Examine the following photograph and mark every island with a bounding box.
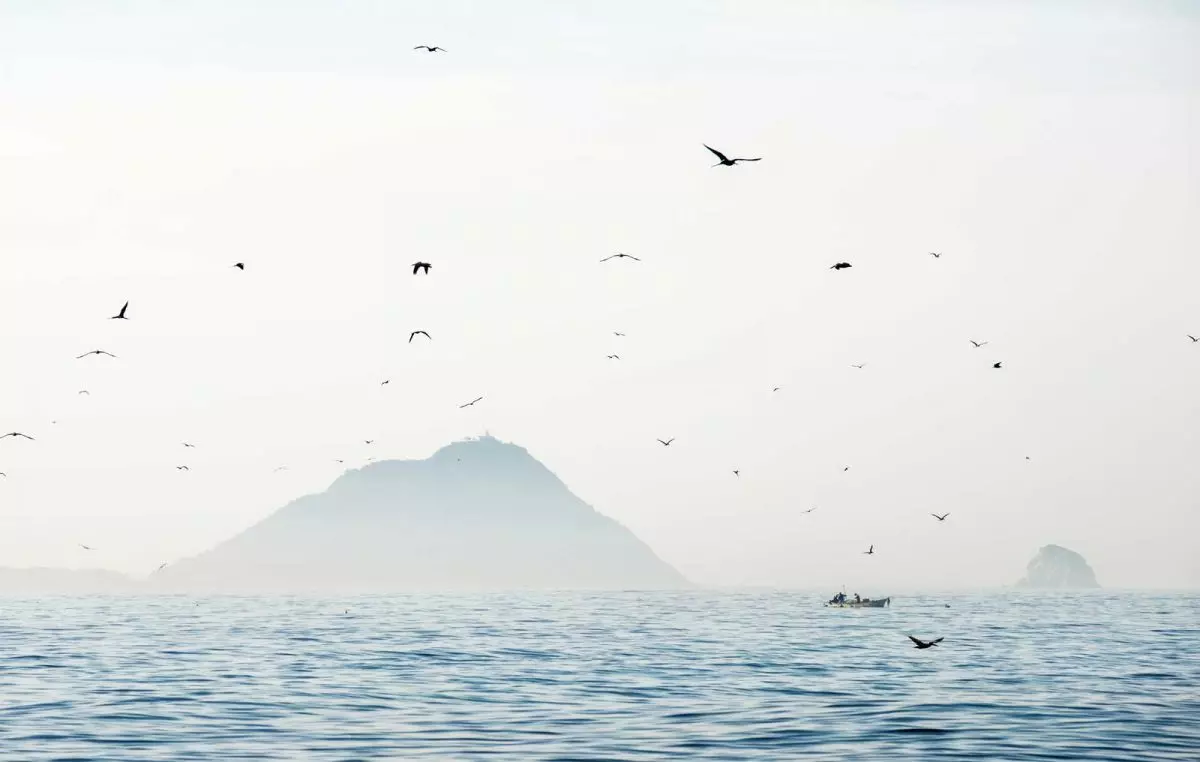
[1016,544,1100,589]
[153,436,689,593]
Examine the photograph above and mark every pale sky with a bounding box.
[2,0,1198,589]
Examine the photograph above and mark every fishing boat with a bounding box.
[825,595,890,608]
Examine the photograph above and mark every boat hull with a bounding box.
[825,596,890,608]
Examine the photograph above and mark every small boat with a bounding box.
[825,596,890,608]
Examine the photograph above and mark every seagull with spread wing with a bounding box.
[703,144,761,167]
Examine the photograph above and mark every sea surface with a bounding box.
[1,591,1197,760]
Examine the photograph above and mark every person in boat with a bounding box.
[854,593,861,603]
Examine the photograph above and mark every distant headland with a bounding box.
[1,437,688,594]
[1016,544,1100,589]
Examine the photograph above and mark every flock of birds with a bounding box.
[4,44,1197,651]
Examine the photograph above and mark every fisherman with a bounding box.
[854,593,861,603]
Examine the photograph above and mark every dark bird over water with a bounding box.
[233,262,244,270]
[413,45,446,52]
[600,253,640,262]
[703,144,761,167]
[77,350,117,359]
[970,340,989,348]
[931,512,950,521]
[864,545,874,555]
[412,262,431,275]
[459,396,483,408]
[657,438,675,447]
[993,361,1003,369]
[2,432,35,441]
[110,301,130,320]
[830,262,852,270]
[409,330,431,343]
[909,635,944,649]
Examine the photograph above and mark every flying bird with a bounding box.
[78,390,90,395]
[381,380,390,385]
[79,544,94,551]
[607,354,620,360]
[864,545,874,555]
[772,386,781,392]
[409,330,431,343]
[175,466,189,471]
[76,350,117,359]
[1188,335,1198,343]
[851,363,866,369]
[803,506,817,514]
[413,45,446,52]
[657,438,675,447]
[155,562,168,573]
[412,261,431,275]
[830,262,852,270]
[182,443,195,448]
[931,513,950,522]
[459,396,483,408]
[1,432,34,441]
[970,340,989,348]
[364,440,375,445]
[0,472,6,478]
[703,144,761,167]
[732,470,739,477]
[929,252,942,259]
[110,301,130,320]
[993,361,1003,369]
[600,253,640,262]
[908,635,944,650]
[613,332,626,337]
[233,262,244,270]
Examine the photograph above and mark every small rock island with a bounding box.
[1016,544,1100,589]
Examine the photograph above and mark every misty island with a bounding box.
[1016,544,1100,589]
[154,436,688,593]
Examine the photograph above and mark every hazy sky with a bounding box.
[2,1,1198,589]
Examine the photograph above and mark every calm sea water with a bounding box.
[1,592,1197,760]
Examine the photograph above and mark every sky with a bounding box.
[1,0,1198,589]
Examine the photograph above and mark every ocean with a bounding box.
[1,591,1197,760]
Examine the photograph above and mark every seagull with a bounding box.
[931,512,949,522]
[732,470,739,477]
[155,562,168,572]
[864,545,874,555]
[908,635,944,650]
[970,340,989,348]
[79,544,94,551]
[993,361,1003,369]
[412,261,431,275]
[381,380,390,385]
[233,262,245,270]
[459,396,483,408]
[803,506,817,514]
[409,330,431,343]
[703,144,761,167]
[76,350,117,359]
[929,252,942,259]
[110,301,130,320]
[607,354,620,360]
[657,438,675,447]
[613,332,626,337]
[0,472,6,478]
[1,432,34,441]
[364,440,375,445]
[1188,335,1198,343]
[182,443,195,448]
[772,386,781,392]
[830,262,852,270]
[176,466,189,471]
[851,363,866,369]
[600,253,640,262]
[413,45,446,52]
[78,390,90,395]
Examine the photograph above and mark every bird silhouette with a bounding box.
[830,262,852,270]
[412,261,431,275]
[600,253,640,262]
[110,301,130,320]
[182,442,195,448]
[78,390,90,395]
[1189,335,1199,343]
[607,354,620,360]
[732,470,740,477]
[843,466,850,472]
[864,545,874,555]
[79,544,94,551]
[908,635,943,649]
[413,45,446,52]
[233,262,244,270]
[381,380,390,385]
[176,465,189,471]
[970,340,989,348]
[0,472,6,478]
[657,438,675,447]
[334,459,344,463]
[409,330,431,343]
[931,513,949,521]
[993,361,1003,369]
[613,331,626,337]
[459,396,483,408]
[772,386,781,392]
[703,144,761,167]
[929,252,942,258]
[364,440,375,445]
[155,562,168,572]
[2,432,34,441]
[803,506,817,514]
[851,363,866,369]
[76,350,117,359]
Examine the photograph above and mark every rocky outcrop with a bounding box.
[1016,544,1100,589]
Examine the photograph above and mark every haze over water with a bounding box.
[2,592,1197,760]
